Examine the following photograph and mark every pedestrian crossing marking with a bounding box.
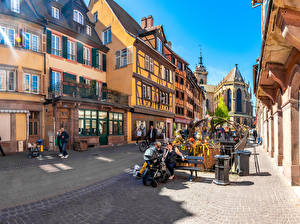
[39,164,60,173]
[95,156,114,162]
[54,163,73,170]
[36,157,44,160]
[45,156,54,160]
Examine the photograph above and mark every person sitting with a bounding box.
[165,142,185,180]
[136,142,162,178]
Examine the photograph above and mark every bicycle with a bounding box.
[139,138,151,152]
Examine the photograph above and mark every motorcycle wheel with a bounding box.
[161,171,170,183]
[142,173,152,186]
[151,180,158,188]
[139,141,148,153]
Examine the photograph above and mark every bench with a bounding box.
[176,156,205,181]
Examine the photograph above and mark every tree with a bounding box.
[213,96,229,126]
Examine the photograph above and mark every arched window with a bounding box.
[206,99,209,112]
[236,88,242,112]
[200,79,203,84]
[226,89,231,111]
[73,10,84,25]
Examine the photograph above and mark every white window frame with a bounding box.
[86,25,92,36]
[51,34,61,56]
[67,40,75,61]
[0,26,14,46]
[145,55,149,71]
[83,46,90,66]
[102,27,112,45]
[52,71,61,95]
[24,73,30,92]
[156,37,162,54]
[73,10,84,25]
[51,7,60,19]
[93,12,98,23]
[32,34,39,52]
[11,0,20,13]
[24,73,39,94]
[150,58,154,73]
[24,32,39,52]
[0,70,16,91]
[115,47,132,69]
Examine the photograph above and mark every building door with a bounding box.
[167,122,171,138]
[98,111,108,145]
[29,111,40,143]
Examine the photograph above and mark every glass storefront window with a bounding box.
[85,110,91,118]
[79,110,84,119]
[98,111,107,119]
[92,111,97,119]
[108,112,124,135]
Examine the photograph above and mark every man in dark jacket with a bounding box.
[60,128,69,158]
[0,136,6,156]
[146,125,157,143]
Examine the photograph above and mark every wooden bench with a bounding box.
[176,156,205,181]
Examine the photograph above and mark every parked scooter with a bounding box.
[28,139,43,158]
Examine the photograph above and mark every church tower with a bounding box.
[194,49,208,85]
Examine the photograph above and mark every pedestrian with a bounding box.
[146,125,157,143]
[253,129,257,143]
[165,142,184,180]
[60,128,69,159]
[55,130,63,157]
[0,136,6,156]
[136,127,142,145]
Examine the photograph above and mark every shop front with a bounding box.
[174,117,191,132]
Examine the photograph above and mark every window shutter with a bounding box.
[170,71,173,83]
[49,68,52,91]
[161,65,165,80]
[46,30,52,54]
[77,42,83,63]
[102,82,107,100]
[62,36,68,59]
[115,51,120,69]
[127,46,133,65]
[102,54,107,72]
[37,76,40,94]
[91,48,97,68]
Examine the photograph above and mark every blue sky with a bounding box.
[85,0,261,97]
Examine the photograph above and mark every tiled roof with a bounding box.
[222,65,244,83]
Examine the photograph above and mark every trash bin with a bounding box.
[213,155,230,185]
[235,150,251,176]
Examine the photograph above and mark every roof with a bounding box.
[201,84,216,93]
[30,0,108,51]
[105,0,142,36]
[222,64,245,83]
[164,44,189,65]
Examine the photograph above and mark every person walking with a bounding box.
[136,127,142,145]
[55,130,63,157]
[253,129,258,143]
[0,136,6,156]
[60,128,69,159]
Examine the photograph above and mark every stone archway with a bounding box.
[282,64,300,185]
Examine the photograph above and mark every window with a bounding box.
[109,112,123,135]
[102,27,112,45]
[227,89,232,111]
[29,112,39,136]
[180,77,184,85]
[93,12,98,23]
[67,40,75,61]
[150,58,154,73]
[175,75,178,83]
[0,26,14,46]
[142,84,151,100]
[145,55,149,70]
[177,61,183,71]
[236,89,242,112]
[156,37,162,53]
[11,0,20,13]
[86,25,92,36]
[24,73,39,94]
[51,34,61,56]
[78,110,98,136]
[115,47,132,69]
[51,7,59,19]
[83,47,90,66]
[165,69,170,82]
[0,70,15,91]
[73,10,84,25]
[51,71,61,95]
[160,92,169,105]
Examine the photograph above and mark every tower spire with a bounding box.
[199,45,203,66]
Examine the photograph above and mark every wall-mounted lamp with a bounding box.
[251,0,263,8]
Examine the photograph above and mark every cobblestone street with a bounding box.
[0,141,300,224]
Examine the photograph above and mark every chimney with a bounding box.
[167,41,172,49]
[141,17,147,29]
[147,15,153,28]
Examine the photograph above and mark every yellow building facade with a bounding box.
[89,0,176,141]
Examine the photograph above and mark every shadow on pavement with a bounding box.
[249,172,271,176]
[230,181,254,186]
[0,173,193,224]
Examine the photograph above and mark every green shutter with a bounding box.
[102,54,107,72]
[102,83,107,100]
[91,48,97,68]
[62,36,68,59]
[46,30,52,54]
[77,42,83,63]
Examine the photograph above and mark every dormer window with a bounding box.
[11,0,20,13]
[73,10,84,25]
[156,37,162,54]
[51,7,59,19]
[86,25,92,36]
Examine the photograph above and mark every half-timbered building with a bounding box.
[89,0,176,140]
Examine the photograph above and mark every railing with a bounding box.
[49,83,128,105]
[67,54,76,61]
[52,49,61,56]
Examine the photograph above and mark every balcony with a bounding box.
[49,83,128,106]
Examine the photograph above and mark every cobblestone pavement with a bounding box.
[1,140,300,224]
